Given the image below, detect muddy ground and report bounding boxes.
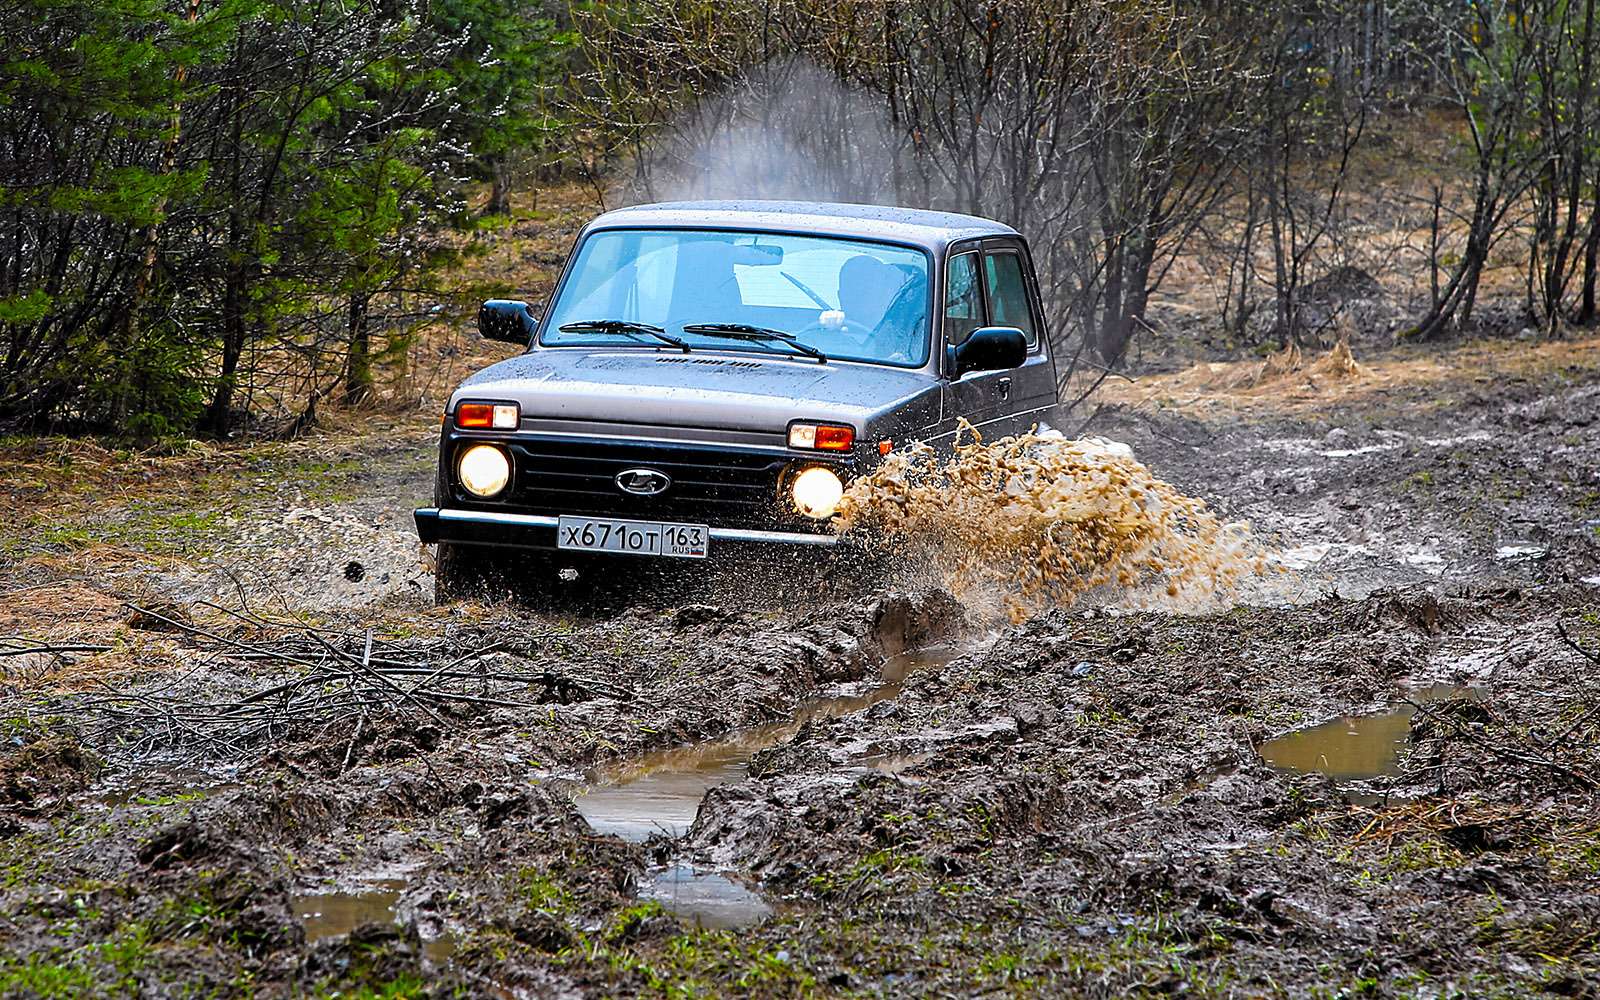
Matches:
[1,336,1598,998]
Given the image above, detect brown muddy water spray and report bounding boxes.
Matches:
[836,423,1269,620]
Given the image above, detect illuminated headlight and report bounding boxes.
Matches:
[791,466,844,519]
[457,444,511,498]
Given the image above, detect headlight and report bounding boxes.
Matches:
[458,444,511,498]
[791,466,844,519]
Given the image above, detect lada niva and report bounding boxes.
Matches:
[415,200,1059,599]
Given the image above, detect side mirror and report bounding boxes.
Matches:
[478,299,540,345]
[951,326,1027,377]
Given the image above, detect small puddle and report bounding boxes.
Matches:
[571,645,964,928]
[293,882,454,960]
[1259,684,1479,796]
[640,865,774,929]
[573,645,962,841]
[295,883,403,939]
[95,768,238,808]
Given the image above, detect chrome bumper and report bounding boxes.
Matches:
[413,507,839,549]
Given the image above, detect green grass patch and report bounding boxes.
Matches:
[0,922,153,998]
[515,868,576,914]
[805,847,927,897]
[313,974,430,1000]
[578,924,818,999]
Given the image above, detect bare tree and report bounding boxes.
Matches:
[1400,0,1556,339]
[574,0,1255,386]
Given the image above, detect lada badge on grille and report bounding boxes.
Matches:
[615,468,672,496]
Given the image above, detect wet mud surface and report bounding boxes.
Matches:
[1089,339,1600,597]
[2,340,1599,997]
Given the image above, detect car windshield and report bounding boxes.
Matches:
[540,229,932,367]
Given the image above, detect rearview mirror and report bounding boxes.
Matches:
[478,299,540,345]
[951,326,1027,377]
[731,243,784,266]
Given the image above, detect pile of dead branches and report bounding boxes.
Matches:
[71,603,631,765]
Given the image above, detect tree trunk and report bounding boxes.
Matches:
[1096,236,1127,364]
[485,156,512,216]
[1412,178,1496,340]
[344,291,372,406]
[111,0,201,428]
[205,260,247,436]
[1579,174,1600,324]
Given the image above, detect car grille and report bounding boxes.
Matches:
[455,435,838,533]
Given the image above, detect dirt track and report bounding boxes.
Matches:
[0,338,1597,997]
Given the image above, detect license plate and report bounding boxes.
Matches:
[556,515,709,559]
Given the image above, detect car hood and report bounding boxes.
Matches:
[453,349,939,433]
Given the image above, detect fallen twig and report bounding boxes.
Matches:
[58,604,632,766]
[0,643,114,657]
[1408,698,1597,790]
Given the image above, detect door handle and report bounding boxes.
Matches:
[997,377,1012,401]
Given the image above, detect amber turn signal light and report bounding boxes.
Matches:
[788,421,855,451]
[456,402,520,430]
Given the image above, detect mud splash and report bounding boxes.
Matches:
[837,424,1265,620]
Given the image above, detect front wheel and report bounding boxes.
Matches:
[434,543,559,605]
[433,542,494,603]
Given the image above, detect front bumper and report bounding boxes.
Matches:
[414,508,839,551]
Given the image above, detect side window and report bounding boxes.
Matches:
[983,251,1037,346]
[944,252,983,347]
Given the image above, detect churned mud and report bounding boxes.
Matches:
[1,336,1598,997]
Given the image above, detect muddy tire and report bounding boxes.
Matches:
[433,542,492,603]
[435,544,561,606]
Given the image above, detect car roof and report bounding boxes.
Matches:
[584,200,1017,251]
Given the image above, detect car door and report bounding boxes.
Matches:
[946,239,1057,441]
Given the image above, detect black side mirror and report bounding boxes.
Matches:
[951,326,1028,377]
[478,299,540,345]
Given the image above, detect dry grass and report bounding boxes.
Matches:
[0,581,125,634]
[1097,334,1600,418]
[0,582,136,691]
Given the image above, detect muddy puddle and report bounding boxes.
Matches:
[572,644,964,842]
[94,767,238,808]
[293,882,455,960]
[1259,683,1479,799]
[639,864,774,929]
[569,644,963,928]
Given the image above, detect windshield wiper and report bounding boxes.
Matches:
[681,323,828,363]
[558,318,689,352]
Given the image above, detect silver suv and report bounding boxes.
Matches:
[415,200,1058,599]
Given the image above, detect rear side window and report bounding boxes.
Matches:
[983,251,1037,346]
[944,251,984,347]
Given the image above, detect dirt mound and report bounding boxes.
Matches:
[1299,264,1383,304]
[0,732,100,817]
